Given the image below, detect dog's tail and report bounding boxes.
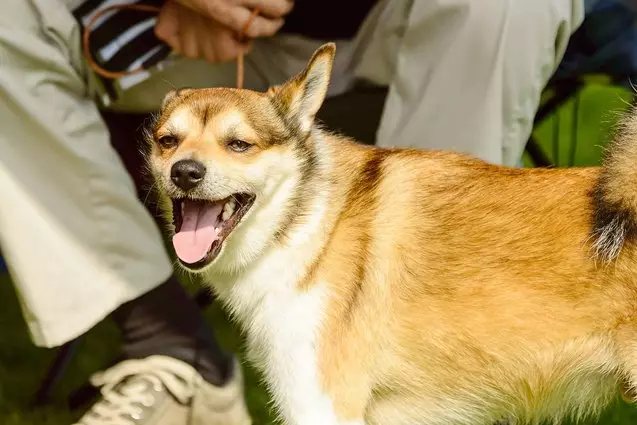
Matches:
[591,104,637,263]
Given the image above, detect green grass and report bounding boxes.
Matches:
[2,82,637,424]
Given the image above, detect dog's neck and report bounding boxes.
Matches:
[203,128,344,304]
[198,131,378,424]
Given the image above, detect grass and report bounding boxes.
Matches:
[2,82,637,424]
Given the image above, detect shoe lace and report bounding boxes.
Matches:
[73,356,201,425]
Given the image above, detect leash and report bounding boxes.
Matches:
[82,3,259,89]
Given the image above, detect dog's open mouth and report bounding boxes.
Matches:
[171,193,255,269]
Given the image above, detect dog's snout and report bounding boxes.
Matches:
[170,159,206,191]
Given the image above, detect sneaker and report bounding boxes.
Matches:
[73,355,252,425]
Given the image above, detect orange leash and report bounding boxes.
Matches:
[82,3,259,88]
[236,8,260,89]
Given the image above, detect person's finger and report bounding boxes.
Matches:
[181,25,201,59]
[155,24,180,51]
[240,13,284,38]
[202,34,232,63]
[173,0,234,30]
[239,0,294,19]
[154,2,181,46]
[163,37,182,55]
[215,5,284,38]
[213,34,252,63]
[201,41,220,63]
[173,0,285,37]
[242,39,254,55]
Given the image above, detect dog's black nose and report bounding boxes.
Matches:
[171,159,206,191]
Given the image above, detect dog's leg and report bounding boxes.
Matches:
[271,389,366,425]
[279,404,366,425]
[619,349,637,403]
[615,327,637,404]
[279,412,364,425]
[273,388,368,425]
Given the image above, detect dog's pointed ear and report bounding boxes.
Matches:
[268,43,335,133]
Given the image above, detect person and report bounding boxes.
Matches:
[0,0,588,424]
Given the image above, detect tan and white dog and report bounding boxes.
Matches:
[146,43,637,425]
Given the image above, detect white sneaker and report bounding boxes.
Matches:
[73,355,252,425]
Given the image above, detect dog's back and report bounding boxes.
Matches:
[308,138,637,424]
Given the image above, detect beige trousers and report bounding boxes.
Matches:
[0,0,584,347]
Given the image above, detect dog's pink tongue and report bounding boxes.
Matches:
[172,201,223,264]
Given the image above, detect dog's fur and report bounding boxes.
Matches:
[145,43,637,425]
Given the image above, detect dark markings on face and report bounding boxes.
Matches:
[200,104,211,128]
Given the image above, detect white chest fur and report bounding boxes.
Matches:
[210,243,342,425]
[202,139,360,424]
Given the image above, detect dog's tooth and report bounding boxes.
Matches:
[215,227,221,235]
[222,200,235,221]
[222,207,231,221]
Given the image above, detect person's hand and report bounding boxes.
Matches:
[174,0,294,38]
[155,1,251,63]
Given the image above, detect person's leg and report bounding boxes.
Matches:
[352,0,586,166]
[0,1,248,423]
[0,0,173,349]
[111,275,231,385]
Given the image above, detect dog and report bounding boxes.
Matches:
[145,42,637,425]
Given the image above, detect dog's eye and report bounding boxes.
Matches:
[157,135,178,149]
[227,139,252,153]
